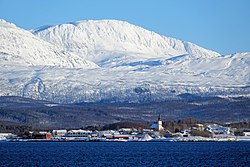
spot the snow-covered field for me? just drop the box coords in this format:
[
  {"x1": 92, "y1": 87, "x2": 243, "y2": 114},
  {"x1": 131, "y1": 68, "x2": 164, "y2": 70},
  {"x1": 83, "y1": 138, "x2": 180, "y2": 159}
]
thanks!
[{"x1": 0, "y1": 19, "x2": 249, "y2": 103}]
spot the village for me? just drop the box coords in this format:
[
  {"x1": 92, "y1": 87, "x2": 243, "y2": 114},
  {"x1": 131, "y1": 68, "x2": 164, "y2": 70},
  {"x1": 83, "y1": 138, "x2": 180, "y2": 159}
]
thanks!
[{"x1": 1, "y1": 115, "x2": 250, "y2": 142}]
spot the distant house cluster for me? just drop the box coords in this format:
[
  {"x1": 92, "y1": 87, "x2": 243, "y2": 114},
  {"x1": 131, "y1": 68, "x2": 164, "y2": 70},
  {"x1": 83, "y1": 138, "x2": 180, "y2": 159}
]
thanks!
[{"x1": 1, "y1": 115, "x2": 250, "y2": 142}]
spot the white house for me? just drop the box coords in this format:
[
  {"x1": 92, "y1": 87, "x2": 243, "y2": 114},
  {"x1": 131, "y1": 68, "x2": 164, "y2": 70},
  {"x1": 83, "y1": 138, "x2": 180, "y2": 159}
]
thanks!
[
  {"x1": 52, "y1": 130, "x2": 67, "y2": 137},
  {"x1": 66, "y1": 129, "x2": 92, "y2": 137},
  {"x1": 0, "y1": 133, "x2": 16, "y2": 140},
  {"x1": 243, "y1": 132, "x2": 250, "y2": 136},
  {"x1": 206, "y1": 124, "x2": 230, "y2": 135}
]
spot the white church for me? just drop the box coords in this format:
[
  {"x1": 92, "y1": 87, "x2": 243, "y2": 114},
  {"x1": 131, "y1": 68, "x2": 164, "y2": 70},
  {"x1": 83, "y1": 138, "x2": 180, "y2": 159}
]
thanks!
[{"x1": 150, "y1": 114, "x2": 164, "y2": 131}]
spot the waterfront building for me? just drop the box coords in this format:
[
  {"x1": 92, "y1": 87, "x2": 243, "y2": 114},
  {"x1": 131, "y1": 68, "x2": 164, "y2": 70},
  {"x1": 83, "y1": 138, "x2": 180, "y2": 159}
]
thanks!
[
  {"x1": 243, "y1": 132, "x2": 250, "y2": 136},
  {"x1": 52, "y1": 130, "x2": 67, "y2": 137},
  {"x1": 173, "y1": 130, "x2": 190, "y2": 138},
  {"x1": 206, "y1": 124, "x2": 230, "y2": 135},
  {"x1": 66, "y1": 129, "x2": 92, "y2": 137},
  {"x1": 113, "y1": 134, "x2": 138, "y2": 140},
  {"x1": 91, "y1": 130, "x2": 102, "y2": 138},
  {"x1": 100, "y1": 130, "x2": 116, "y2": 139},
  {"x1": 0, "y1": 133, "x2": 16, "y2": 141}
]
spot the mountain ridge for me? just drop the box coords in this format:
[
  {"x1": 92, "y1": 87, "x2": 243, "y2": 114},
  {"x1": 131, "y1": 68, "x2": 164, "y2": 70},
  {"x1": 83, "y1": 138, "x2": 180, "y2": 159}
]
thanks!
[
  {"x1": 0, "y1": 19, "x2": 249, "y2": 104},
  {"x1": 32, "y1": 19, "x2": 221, "y2": 67}
]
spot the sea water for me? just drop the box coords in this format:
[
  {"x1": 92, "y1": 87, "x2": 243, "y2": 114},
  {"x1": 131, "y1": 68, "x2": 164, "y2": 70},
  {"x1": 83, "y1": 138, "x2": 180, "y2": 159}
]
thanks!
[{"x1": 0, "y1": 142, "x2": 250, "y2": 166}]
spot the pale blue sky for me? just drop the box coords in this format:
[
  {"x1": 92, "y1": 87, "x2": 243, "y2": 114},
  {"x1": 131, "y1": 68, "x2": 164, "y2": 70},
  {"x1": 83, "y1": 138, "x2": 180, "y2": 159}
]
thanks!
[{"x1": 0, "y1": 0, "x2": 249, "y2": 55}]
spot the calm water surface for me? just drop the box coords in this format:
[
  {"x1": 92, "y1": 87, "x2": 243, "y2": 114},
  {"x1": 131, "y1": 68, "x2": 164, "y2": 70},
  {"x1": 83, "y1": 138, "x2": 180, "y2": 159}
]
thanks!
[{"x1": 0, "y1": 142, "x2": 250, "y2": 167}]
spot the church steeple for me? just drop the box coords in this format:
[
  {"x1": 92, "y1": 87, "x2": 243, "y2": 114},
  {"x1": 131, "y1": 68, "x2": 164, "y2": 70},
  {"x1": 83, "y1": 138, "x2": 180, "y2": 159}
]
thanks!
[
  {"x1": 158, "y1": 114, "x2": 162, "y2": 121},
  {"x1": 157, "y1": 114, "x2": 164, "y2": 131}
]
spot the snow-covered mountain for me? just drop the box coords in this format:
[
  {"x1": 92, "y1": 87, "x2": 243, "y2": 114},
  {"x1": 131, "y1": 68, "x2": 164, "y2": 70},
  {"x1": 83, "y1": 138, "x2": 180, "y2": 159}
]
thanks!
[
  {"x1": 0, "y1": 19, "x2": 249, "y2": 103},
  {"x1": 32, "y1": 20, "x2": 220, "y2": 67},
  {"x1": 0, "y1": 19, "x2": 97, "y2": 68}
]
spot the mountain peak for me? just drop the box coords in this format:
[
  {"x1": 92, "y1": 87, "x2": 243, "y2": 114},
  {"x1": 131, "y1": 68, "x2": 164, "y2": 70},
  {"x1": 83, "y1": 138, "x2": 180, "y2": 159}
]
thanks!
[
  {"x1": 33, "y1": 19, "x2": 220, "y2": 66},
  {"x1": 32, "y1": 19, "x2": 132, "y2": 33}
]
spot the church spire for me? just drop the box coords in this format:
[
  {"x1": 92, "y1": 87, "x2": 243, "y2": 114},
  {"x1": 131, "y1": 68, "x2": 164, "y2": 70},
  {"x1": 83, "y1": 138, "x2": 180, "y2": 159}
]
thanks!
[{"x1": 158, "y1": 114, "x2": 162, "y2": 121}]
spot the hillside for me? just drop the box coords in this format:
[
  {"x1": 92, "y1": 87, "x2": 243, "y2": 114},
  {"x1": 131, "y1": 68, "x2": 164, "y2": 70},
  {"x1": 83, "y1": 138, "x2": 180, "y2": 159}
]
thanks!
[
  {"x1": 0, "y1": 19, "x2": 249, "y2": 103},
  {"x1": 0, "y1": 96, "x2": 249, "y2": 129}
]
